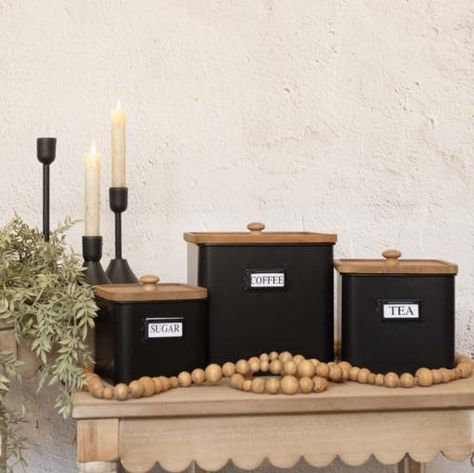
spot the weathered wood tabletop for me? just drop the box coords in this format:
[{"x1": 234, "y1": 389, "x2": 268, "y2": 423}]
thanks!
[{"x1": 73, "y1": 376, "x2": 474, "y2": 473}]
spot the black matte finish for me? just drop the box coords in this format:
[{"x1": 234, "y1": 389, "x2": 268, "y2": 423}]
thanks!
[
  {"x1": 106, "y1": 258, "x2": 138, "y2": 284},
  {"x1": 36, "y1": 137, "x2": 56, "y2": 165},
  {"x1": 82, "y1": 236, "x2": 111, "y2": 285},
  {"x1": 37, "y1": 137, "x2": 56, "y2": 242},
  {"x1": 95, "y1": 298, "x2": 208, "y2": 384},
  {"x1": 341, "y1": 274, "x2": 455, "y2": 374},
  {"x1": 107, "y1": 187, "x2": 137, "y2": 282},
  {"x1": 190, "y1": 243, "x2": 334, "y2": 364}
]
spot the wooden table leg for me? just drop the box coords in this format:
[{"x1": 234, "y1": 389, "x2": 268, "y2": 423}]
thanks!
[
  {"x1": 77, "y1": 461, "x2": 118, "y2": 473},
  {"x1": 397, "y1": 455, "x2": 425, "y2": 473}
]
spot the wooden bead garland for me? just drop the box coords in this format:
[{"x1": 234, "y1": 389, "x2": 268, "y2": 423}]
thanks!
[{"x1": 84, "y1": 352, "x2": 474, "y2": 401}]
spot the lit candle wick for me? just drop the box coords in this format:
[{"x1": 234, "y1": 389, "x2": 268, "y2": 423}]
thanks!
[
  {"x1": 116, "y1": 99, "x2": 121, "y2": 111},
  {"x1": 90, "y1": 142, "x2": 97, "y2": 154}
]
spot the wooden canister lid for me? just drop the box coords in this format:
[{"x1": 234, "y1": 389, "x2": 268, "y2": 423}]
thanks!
[
  {"x1": 334, "y1": 249, "x2": 458, "y2": 275},
  {"x1": 94, "y1": 275, "x2": 208, "y2": 302},
  {"x1": 184, "y1": 222, "x2": 337, "y2": 245}
]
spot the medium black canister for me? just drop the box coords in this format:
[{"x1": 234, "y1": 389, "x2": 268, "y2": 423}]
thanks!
[
  {"x1": 185, "y1": 222, "x2": 337, "y2": 364},
  {"x1": 335, "y1": 249, "x2": 458, "y2": 374},
  {"x1": 94, "y1": 275, "x2": 208, "y2": 384}
]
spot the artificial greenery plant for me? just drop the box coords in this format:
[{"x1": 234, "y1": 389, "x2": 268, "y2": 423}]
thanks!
[{"x1": 0, "y1": 216, "x2": 97, "y2": 471}]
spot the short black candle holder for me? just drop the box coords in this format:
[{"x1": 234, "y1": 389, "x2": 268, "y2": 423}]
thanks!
[
  {"x1": 83, "y1": 236, "x2": 111, "y2": 286},
  {"x1": 36, "y1": 137, "x2": 56, "y2": 242},
  {"x1": 106, "y1": 187, "x2": 138, "y2": 283}
]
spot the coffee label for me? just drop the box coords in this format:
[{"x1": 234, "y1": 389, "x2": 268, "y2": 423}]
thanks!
[{"x1": 249, "y1": 271, "x2": 285, "y2": 288}]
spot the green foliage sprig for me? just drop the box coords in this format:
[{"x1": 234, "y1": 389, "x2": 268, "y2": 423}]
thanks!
[{"x1": 0, "y1": 216, "x2": 98, "y2": 470}]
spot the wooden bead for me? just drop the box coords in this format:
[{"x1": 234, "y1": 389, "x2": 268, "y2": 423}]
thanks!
[
  {"x1": 87, "y1": 380, "x2": 103, "y2": 394},
  {"x1": 177, "y1": 371, "x2": 192, "y2": 388},
  {"x1": 439, "y1": 367, "x2": 452, "y2": 383},
  {"x1": 236, "y1": 359, "x2": 250, "y2": 376},
  {"x1": 292, "y1": 354, "x2": 305, "y2": 364},
  {"x1": 384, "y1": 372, "x2": 399, "y2": 388},
  {"x1": 269, "y1": 359, "x2": 283, "y2": 375},
  {"x1": 159, "y1": 376, "x2": 170, "y2": 391},
  {"x1": 338, "y1": 361, "x2": 352, "y2": 371},
  {"x1": 169, "y1": 376, "x2": 179, "y2": 388},
  {"x1": 230, "y1": 373, "x2": 244, "y2": 389},
  {"x1": 102, "y1": 386, "x2": 114, "y2": 400},
  {"x1": 400, "y1": 373, "x2": 415, "y2": 388},
  {"x1": 450, "y1": 368, "x2": 460, "y2": 380},
  {"x1": 91, "y1": 384, "x2": 104, "y2": 398},
  {"x1": 342, "y1": 369, "x2": 350, "y2": 381},
  {"x1": 328, "y1": 365, "x2": 343, "y2": 382},
  {"x1": 191, "y1": 368, "x2": 206, "y2": 385},
  {"x1": 456, "y1": 355, "x2": 473, "y2": 367},
  {"x1": 457, "y1": 363, "x2": 473, "y2": 378},
  {"x1": 316, "y1": 363, "x2": 329, "y2": 379},
  {"x1": 349, "y1": 367, "x2": 360, "y2": 382},
  {"x1": 312, "y1": 376, "x2": 328, "y2": 393},
  {"x1": 431, "y1": 369, "x2": 442, "y2": 384},
  {"x1": 139, "y1": 376, "x2": 155, "y2": 397},
  {"x1": 205, "y1": 364, "x2": 222, "y2": 384},
  {"x1": 283, "y1": 361, "x2": 297, "y2": 376},
  {"x1": 222, "y1": 362, "x2": 236, "y2": 378},
  {"x1": 129, "y1": 380, "x2": 144, "y2": 398},
  {"x1": 309, "y1": 358, "x2": 320, "y2": 367},
  {"x1": 259, "y1": 360, "x2": 270, "y2": 372},
  {"x1": 249, "y1": 357, "x2": 261, "y2": 373},
  {"x1": 265, "y1": 377, "x2": 280, "y2": 394},
  {"x1": 259, "y1": 353, "x2": 270, "y2": 363},
  {"x1": 280, "y1": 375, "x2": 299, "y2": 395},
  {"x1": 367, "y1": 373, "x2": 376, "y2": 385},
  {"x1": 375, "y1": 374, "x2": 385, "y2": 386},
  {"x1": 357, "y1": 368, "x2": 370, "y2": 384},
  {"x1": 279, "y1": 351, "x2": 292, "y2": 363},
  {"x1": 297, "y1": 360, "x2": 315, "y2": 378},
  {"x1": 416, "y1": 368, "x2": 433, "y2": 387},
  {"x1": 152, "y1": 377, "x2": 163, "y2": 394},
  {"x1": 242, "y1": 379, "x2": 252, "y2": 392},
  {"x1": 113, "y1": 383, "x2": 129, "y2": 401},
  {"x1": 299, "y1": 376, "x2": 313, "y2": 393},
  {"x1": 251, "y1": 377, "x2": 266, "y2": 394},
  {"x1": 269, "y1": 351, "x2": 279, "y2": 361}
]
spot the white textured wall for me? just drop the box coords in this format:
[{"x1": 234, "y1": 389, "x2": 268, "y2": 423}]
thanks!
[{"x1": 1, "y1": 0, "x2": 473, "y2": 471}]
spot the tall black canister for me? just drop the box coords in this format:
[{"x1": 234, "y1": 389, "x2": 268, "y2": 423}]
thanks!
[
  {"x1": 185, "y1": 222, "x2": 337, "y2": 364},
  {"x1": 335, "y1": 249, "x2": 458, "y2": 374}
]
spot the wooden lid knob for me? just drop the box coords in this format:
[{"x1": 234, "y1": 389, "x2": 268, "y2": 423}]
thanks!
[
  {"x1": 247, "y1": 222, "x2": 265, "y2": 233},
  {"x1": 140, "y1": 275, "x2": 160, "y2": 290},
  {"x1": 383, "y1": 249, "x2": 402, "y2": 263}
]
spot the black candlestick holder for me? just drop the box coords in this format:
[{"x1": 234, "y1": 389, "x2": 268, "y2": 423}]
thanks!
[
  {"x1": 106, "y1": 187, "x2": 138, "y2": 283},
  {"x1": 83, "y1": 236, "x2": 111, "y2": 285},
  {"x1": 36, "y1": 138, "x2": 56, "y2": 242}
]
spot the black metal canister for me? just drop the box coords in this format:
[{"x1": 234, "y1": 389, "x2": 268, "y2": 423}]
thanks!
[
  {"x1": 94, "y1": 274, "x2": 208, "y2": 384},
  {"x1": 335, "y1": 249, "x2": 458, "y2": 374},
  {"x1": 184, "y1": 222, "x2": 337, "y2": 364}
]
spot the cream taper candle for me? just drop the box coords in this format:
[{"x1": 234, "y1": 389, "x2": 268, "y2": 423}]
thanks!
[
  {"x1": 111, "y1": 100, "x2": 126, "y2": 187},
  {"x1": 84, "y1": 143, "x2": 101, "y2": 236}
]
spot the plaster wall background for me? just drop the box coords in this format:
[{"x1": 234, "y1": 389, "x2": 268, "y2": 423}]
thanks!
[{"x1": 0, "y1": 1, "x2": 473, "y2": 471}]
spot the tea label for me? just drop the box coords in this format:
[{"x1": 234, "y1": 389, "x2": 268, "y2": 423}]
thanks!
[{"x1": 382, "y1": 302, "x2": 420, "y2": 320}]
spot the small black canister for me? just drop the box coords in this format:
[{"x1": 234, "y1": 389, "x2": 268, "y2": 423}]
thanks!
[
  {"x1": 335, "y1": 249, "x2": 458, "y2": 374},
  {"x1": 94, "y1": 275, "x2": 208, "y2": 384},
  {"x1": 185, "y1": 221, "x2": 337, "y2": 364}
]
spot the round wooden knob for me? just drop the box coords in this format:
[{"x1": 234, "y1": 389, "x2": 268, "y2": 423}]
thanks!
[
  {"x1": 140, "y1": 274, "x2": 160, "y2": 290},
  {"x1": 247, "y1": 222, "x2": 265, "y2": 233},
  {"x1": 382, "y1": 249, "x2": 401, "y2": 263}
]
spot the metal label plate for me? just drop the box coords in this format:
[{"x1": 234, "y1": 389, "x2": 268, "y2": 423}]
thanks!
[
  {"x1": 380, "y1": 300, "x2": 422, "y2": 320},
  {"x1": 145, "y1": 317, "x2": 184, "y2": 339},
  {"x1": 244, "y1": 269, "x2": 287, "y2": 289}
]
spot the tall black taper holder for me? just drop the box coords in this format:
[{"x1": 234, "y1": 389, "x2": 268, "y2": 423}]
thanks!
[
  {"x1": 106, "y1": 187, "x2": 138, "y2": 283},
  {"x1": 83, "y1": 236, "x2": 111, "y2": 285},
  {"x1": 36, "y1": 138, "x2": 56, "y2": 241}
]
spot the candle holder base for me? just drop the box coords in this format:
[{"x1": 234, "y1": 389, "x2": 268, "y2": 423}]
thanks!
[
  {"x1": 83, "y1": 236, "x2": 111, "y2": 286},
  {"x1": 106, "y1": 258, "x2": 138, "y2": 284}
]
